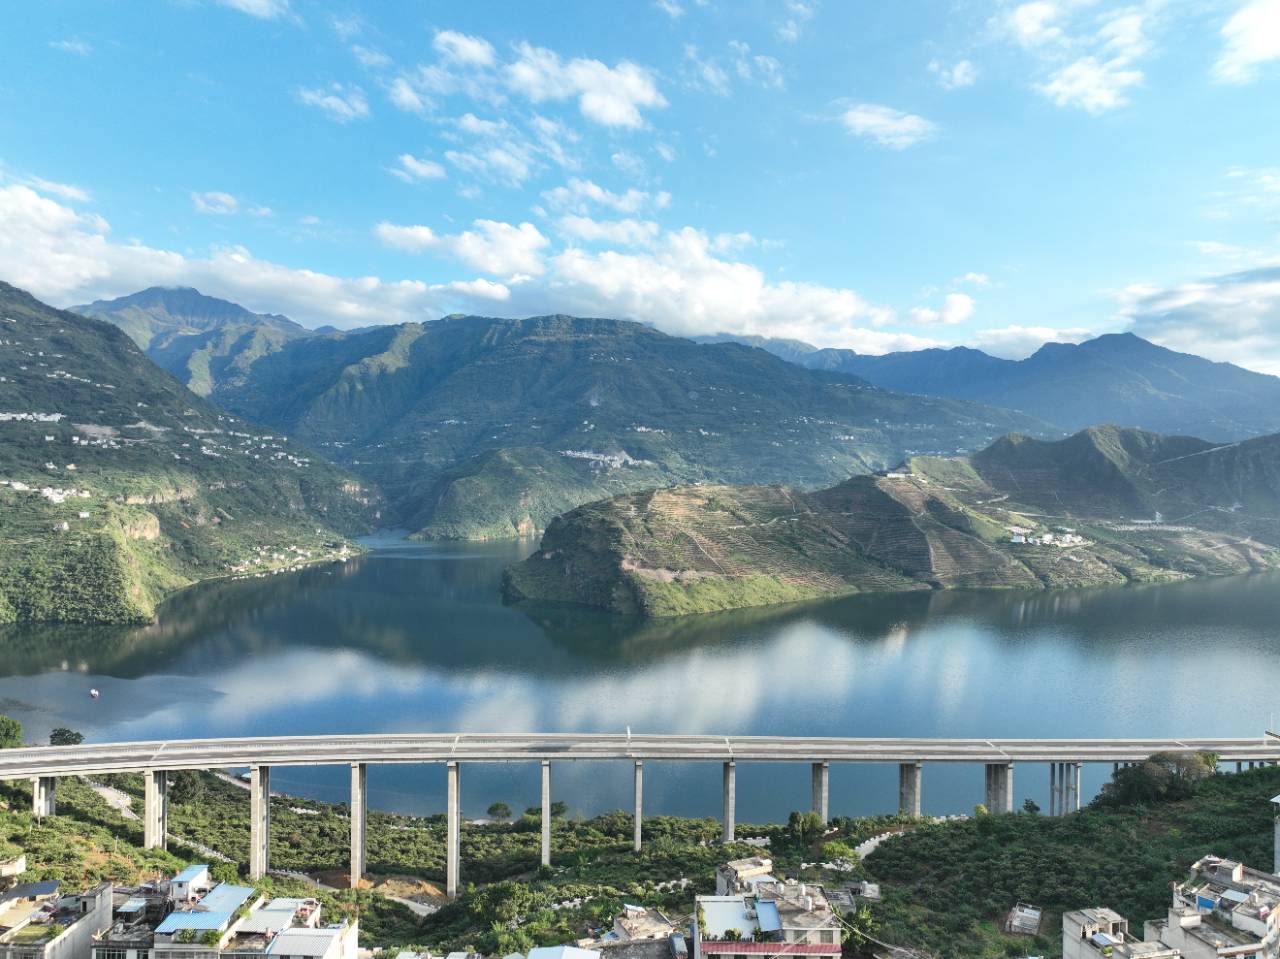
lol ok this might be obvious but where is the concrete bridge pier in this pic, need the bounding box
[633,761,643,853]
[30,776,56,818]
[810,762,829,823]
[249,765,271,880]
[722,761,736,843]
[1049,763,1057,816]
[540,761,551,868]
[898,762,921,816]
[350,763,367,887]
[1070,762,1082,812]
[446,761,460,897]
[984,763,1013,814]
[143,770,168,849]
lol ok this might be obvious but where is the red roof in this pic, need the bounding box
[699,943,840,955]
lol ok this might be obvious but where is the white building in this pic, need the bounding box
[1063,907,1181,959]
[0,882,113,959]
[1145,856,1280,958]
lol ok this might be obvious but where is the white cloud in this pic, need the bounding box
[506,42,667,128]
[247,205,274,217]
[611,150,646,178]
[216,0,290,18]
[297,83,370,122]
[391,154,447,182]
[542,178,667,215]
[387,77,429,114]
[191,191,240,215]
[656,143,677,162]
[655,0,684,18]
[910,292,975,326]
[1117,266,1280,374]
[352,45,391,69]
[537,227,910,350]
[1038,55,1143,113]
[374,219,550,276]
[954,272,991,287]
[557,215,659,246]
[1005,6,1152,113]
[49,38,91,56]
[776,0,816,43]
[1008,2,1064,47]
[0,182,975,359]
[0,184,499,328]
[433,29,496,67]
[971,324,1094,358]
[840,104,937,149]
[1213,0,1280,84]
[18,176,90,202]
[929,58,977,90]
[446,145,534,186]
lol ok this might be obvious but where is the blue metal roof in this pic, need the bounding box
[155,884,255,934]
[156,911,232,934]
[173,865,209,883]
[198,885,254,914]
[756,901,782,933]
[118,897,148,913]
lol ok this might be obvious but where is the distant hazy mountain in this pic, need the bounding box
[74,286,314,396]
[505,424,1280,617]
[709,332,1280,441]
[0,282,377,624]
[206,313,1053,540]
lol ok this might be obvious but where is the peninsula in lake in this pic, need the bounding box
[504,425,1280,616]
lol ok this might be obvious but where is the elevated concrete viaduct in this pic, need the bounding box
[5,732,1274,896]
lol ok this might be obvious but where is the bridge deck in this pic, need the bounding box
[3,732,1278,778]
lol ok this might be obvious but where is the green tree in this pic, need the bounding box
[550,800,568,818]
[0,715,21,748]
[1022,798,1041,815]
[49,728,83,746]
[786,810,824,846]
[487,802,512,820]
[843,905,875,946]
[1094,751,1218,808]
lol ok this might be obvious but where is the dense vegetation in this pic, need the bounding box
[709,330,1280,441]
[0,282,379,623]
[82,299,1052,541]
[3,715,1277,959]
[74,287,312,398]
[865,764,1280,958]
[506,425,1280,617]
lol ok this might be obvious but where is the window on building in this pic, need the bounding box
[98,948,128,959]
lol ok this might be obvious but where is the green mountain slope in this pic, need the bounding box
[0,282,378,624]
[203,313,1054,540]
[74,287,313,396]
[713,332,1280,441]
[504,425,1280,616]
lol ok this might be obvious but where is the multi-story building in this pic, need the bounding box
[1146,856,1280,958]
[92,867,328,959]
[692,867,842,959]
[0,881,113,959]
[1062,907,1182,959]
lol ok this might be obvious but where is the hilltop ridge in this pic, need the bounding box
[0,282,378,624]
[504,424,1280,617]
[710,332,1280,440]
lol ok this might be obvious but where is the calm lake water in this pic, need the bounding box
[3,534,1279,823]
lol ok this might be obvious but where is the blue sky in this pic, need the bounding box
[2,0,1279,368]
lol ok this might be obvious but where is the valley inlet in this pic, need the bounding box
[2,533,1277,823]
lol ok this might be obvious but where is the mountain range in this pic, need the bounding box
[75,287,313,397]
[76,288,1054,540]
[0,283,377,624]
[699,332,1280,441]
[504,424,1280,617]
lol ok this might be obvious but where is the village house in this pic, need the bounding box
[0,879,113,959]
[693,863,842,959]
[1145,856,1280,958]
[90,865,330,959]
